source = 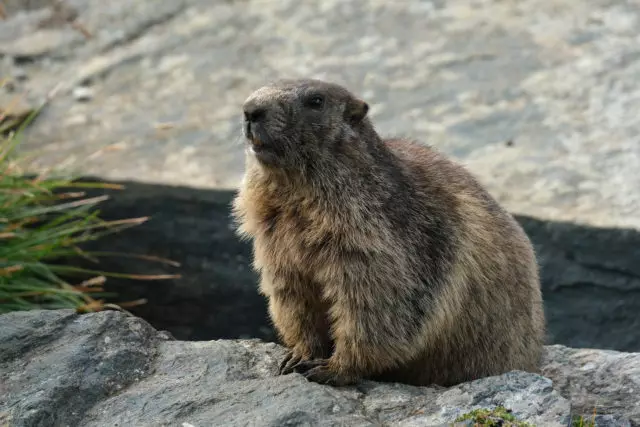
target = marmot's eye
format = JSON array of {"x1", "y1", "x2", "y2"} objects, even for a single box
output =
[{"x1": 305, "y1": 95, "x2": 324, "y2": 109}]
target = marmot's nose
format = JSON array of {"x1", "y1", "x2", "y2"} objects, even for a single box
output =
[{"x1": 243, "y1": 103, "x2": 267, "y2": 123}]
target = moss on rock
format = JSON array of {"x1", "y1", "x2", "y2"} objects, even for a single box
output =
[{"x1": 455, "y1": 406, "x2": 534, "y2": 426}]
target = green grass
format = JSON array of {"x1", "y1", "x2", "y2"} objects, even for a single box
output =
[
  {"x1": 0, "y1": 80, "x2": 179, "y2": 314},
  {"x1": 454, "y1": 407, "x2": 601, "y2": 427},
  {"x1": 454, "y1": 406, "x2": 534, "y2": 426},
  {"x1": 571, "y1": 412, "x2": 597, "y2": 427}
]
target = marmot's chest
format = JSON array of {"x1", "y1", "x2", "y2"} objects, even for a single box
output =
[
  {"x1": 240, "y1": 177, "x2": 395, "y2": 275},
  {"x1": 251, "y1": 199, "x2": 395, "y2": 281},
  {"x1": 253, "y1": 202, "x2": 336, "y2": 274}
]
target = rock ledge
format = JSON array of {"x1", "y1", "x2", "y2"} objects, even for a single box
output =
[{"x1": 1, "y1": 309, "x2": 638, "y2": 427}]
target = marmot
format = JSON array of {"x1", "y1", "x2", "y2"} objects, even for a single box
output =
[{"x1": 232, "y1": 78, "x2": 545, "y2": 387}]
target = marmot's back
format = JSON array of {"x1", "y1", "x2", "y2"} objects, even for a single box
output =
[{"x1": 379, "y1": 137, "x2": 545, "y2": 386}]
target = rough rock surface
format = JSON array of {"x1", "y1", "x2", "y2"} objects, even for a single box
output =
[
  {"x1": 542, "y1": 345, "x2": 640, "y2": 425},
  {"x1": 0, "y1": 309, "x2": 161, "y2": 427},
  {"x1": 2, "y1": 0, "x2": 639, "y2": 230},
  {"x1": 2, "y1": 309, "x2": 638, "y2": 427}
]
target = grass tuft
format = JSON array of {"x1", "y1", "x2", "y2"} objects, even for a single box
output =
[{"x1": 0, "y1": 78, "x2": 179, "y2": 314}]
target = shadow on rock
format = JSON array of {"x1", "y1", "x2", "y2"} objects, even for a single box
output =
[{"x1": 66, "y1": 178, "x2": 640, "y2": 352}]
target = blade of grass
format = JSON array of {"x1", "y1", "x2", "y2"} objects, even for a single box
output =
[{"x1": 46, "y1": 264, "x2": 181, "y2": 280}]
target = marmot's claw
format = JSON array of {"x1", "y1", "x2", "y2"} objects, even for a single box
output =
[
  {"x1": 295, "y1": 359, "x2": 357, "y2": 386},
  {"x1": 301, "y1": 364, "x2": 350, "y2": 386},
  {"x1": 302, "y1": 365, "x2": 335, "y2": 384},
  {"x1": 278, "y1": 350, "x2": 303, "y2": 375},
  {"x1": 291, "y1": 358, "x2": 329, "y2": 375}
]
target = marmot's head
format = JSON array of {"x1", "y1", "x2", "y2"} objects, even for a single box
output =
[{"x1": 241, "y1": 78, "x2": 372, "y2": 171}]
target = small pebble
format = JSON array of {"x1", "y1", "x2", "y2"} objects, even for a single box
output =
[
  {"x1": 72, "y1": 86, "x2": 94, "y2": 102},
  {"x1": 2, "y1": 80, "x2": 16, "y2": 92},
  {"x1": 65, "y1": 114, "x2": 88, "y2": 126},
  {"x1": 12, "y1": 68, "x2": 28, "y2": 81}
]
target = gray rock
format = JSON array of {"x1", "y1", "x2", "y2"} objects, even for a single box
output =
[
  {"x1": 0, "y1": 309, "x2": 160, "y2": 427},
  {"x1": 586, "y1": 415, "x2": 633, "y2": 427},
  {"x1": 11, "y1": 67, "x2": 28, "y2": 81},
  {"x1": 542, "y1": 345, "x2": 640, "y2": 425},
  {"x1": 1, "y1": 309, "x2": 639, "y2": 427},
  {"x1": 72, "y1": 85, "x2": 93, "y2": 101},
  {"x1": 0, "y1": 90, "x2": 35, "y2": 122}
]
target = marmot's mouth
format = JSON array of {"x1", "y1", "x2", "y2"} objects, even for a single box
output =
[
  {"x1": 248, "y1": 143, "x2": 279, "y2": 166},
  {"x1": 246, "y1": 134, "x2": 281, "y2": 166},
  {"x1": 245, "y1": 123, "x2": 281, "y2": 165},
  {"x1": 246, "y1": 125, "x2": 272, "y2": 151},
  {"x1": 245, "y1": 122, "x2": 267, "y2": 149},
  {"x1": 249, "y1": 136, "x2": 270, "y2": 156}
]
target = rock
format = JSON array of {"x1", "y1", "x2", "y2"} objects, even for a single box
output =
[
  {"x1": 588, "y1": 415, "x2": 633, "y2": 427},
  {"x1": 542, "y1": 345, "x2": 640, "y2": 424},
  {"x1": 11, "y1": 67, "x2": 28, "y2": 82},
  {"x1": 58, "y1": 179, "x2": 273, "y2": 344},
  {"x1": 0, "y1": 29, "x2": 78, "y2": 60},
  {"x1": 0, "y1": 90, "x2": 35, "y2": 118},
  {"x1": 0, "y1": 89, "x2": 37, "y2": 134},
  {"x1": 9, "y1": 308, "x2": 638, "y2": 427},
  {"x1": 72, "y1": 85, "x2": 93, "y2": 101},
  {"x1": 0, "y1": 309, "x2": 160, "y2": 427}
]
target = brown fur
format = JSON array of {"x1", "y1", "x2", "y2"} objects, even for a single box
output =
[{"x1": 232, "y1": 78, "x2": 545, "y2": 387}]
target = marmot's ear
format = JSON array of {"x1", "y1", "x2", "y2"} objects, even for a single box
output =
[{"x1": 346, "y1": 98, "x2": 369, "y2": 123}]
